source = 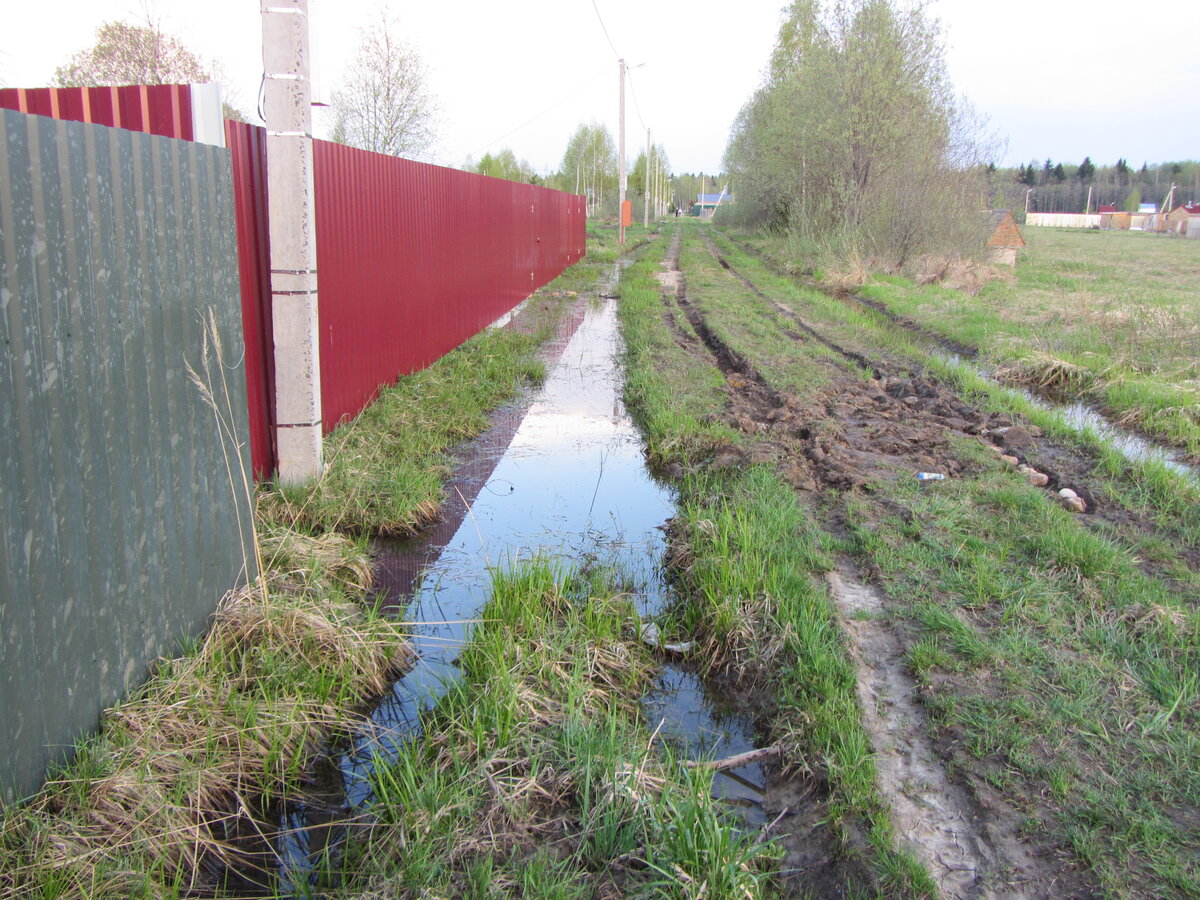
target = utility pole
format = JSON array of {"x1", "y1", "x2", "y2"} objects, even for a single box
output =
[
  {"x1": 643, "y1": 128, "x2": 651, "y2": 228},
  {"x1": 618, "y1": 58, "x2": 626, "y2": 245},
  {"x1": 262, "y1": 0, "x2": 321, "y2": 483}
]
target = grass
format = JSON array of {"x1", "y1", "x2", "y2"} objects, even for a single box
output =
[
  {"x1": 847, "y1": 228, "x2": 1200, "y2": 457},
  {"x1": 259, "y1": 226, "x2": 620, "y2": 537},
  {"x1": 325, "y1": 560, "x2": 775, "y2": 899},
  {"x1": 846, "y1": 467, "x2": 1200, "y2": 897},
  {"x1": 617, "y1": 237, "x2": 739, "y2": 468},
  {"x1": 617, "y1": 226, "x2": 937, "y2": 897},
  {"x1": 622, "y1": 221, "x2": 1200, "y2": 895},
  {"x1": 710, "y1": 226, "x2": 1200, "y2": 560},
  {"x1": 0, "y1": 524, "x2": 410, "y2": 899},
  {"x1": 0, "y1": 229, "x2": 631, "y2": 899}
]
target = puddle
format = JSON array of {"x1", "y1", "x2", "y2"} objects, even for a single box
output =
[
  {"x1": 930, "y1": 354, "x2": 1200, "y2": 484},
  {"x1": 1054, "y1": 400, "x2": 1198, "y2": 482},
  {"x1": 272, "y1": 285, "x2": 762, "y2": 891},
  {"x1": 641, "y1": 665, "x2": 766, "y2": 826}
]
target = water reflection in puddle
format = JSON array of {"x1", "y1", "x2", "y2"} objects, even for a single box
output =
[
  {"x1": 642, "y1": 666, "x2": 766, "y2": 826},
  {"x1": 342, "y1": 297, "x2": 676, "y2": 799},
  {"x1": 932, "y1": 351, "x2": 1199, "y2": 483},
  {"x1": 272, "y1": 293, "x2": 765, "y2": 893}
]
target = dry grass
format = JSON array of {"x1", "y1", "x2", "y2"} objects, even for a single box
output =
[
  {"x1": 824, "y1": 257, "x2": 872, "y2": 292},
  {"x1": 994, "y1": 350, "x2": 1094, "y2": 393},
  {"x1": 0, "y1": 528, "x2": 412, "y2": 899},
  {"x1": 912, "y1": 254, "x2": 1009, "y2": 294}
]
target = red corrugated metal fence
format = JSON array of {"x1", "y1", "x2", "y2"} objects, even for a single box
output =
[
  {"x1": 2, "y1": 85, "x2": 588, "y2": 478},
  {"x1": 313, "y1": 139, "x2": 586, "y2": 432},
  {"x1": 0, "y1": 84, "x2": 194, "y2": 140},
  {"x1": 225, "y1": 121, "x2": 277, "y2": 478}
]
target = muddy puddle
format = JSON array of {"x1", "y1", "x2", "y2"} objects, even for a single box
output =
[
  {"x1": 269, "y1": 288, "x2": 767, "y2": 893},
  {"x1": 926, "y1": 351, "x2": 1200, "y2": 484}
]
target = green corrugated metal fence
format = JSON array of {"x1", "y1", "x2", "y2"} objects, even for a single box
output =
[{"x1": 0, "y1": 108, "x2": 255, "y2": 804}]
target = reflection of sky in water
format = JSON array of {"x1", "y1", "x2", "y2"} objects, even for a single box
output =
[
  {"x1": 643, "y1": 665, "x2": 766, "y2": 826},
  {"x1": 342, "y1": 298, "x2": 675, "y2": 806},
  {"x1": 279, "y1": 300, "x2": 766, "y2": 891}
]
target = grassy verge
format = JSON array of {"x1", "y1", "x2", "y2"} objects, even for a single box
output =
[
  {"x1": 618, "y1": 228, "x2": 936, "y2": 896},
  {"x1": 0, "y1": 225, "x2": 643, "y2": 899},
  {"x1": 328, "y1": 561, "x2": 774, "y2": 899},
  {"x1": 260, "y1": 227, "x2": 618, "y2": 537},
  {"x1": 615, "y1": 237, "x2": 738, "y2": 467},
  {"x1": 0, "y1": 524, "x2": 408, "y2": 899},
  {"x1": 845, "y1": 462, "x2": 1200, "y2": 897},
  {"x1": 750, "y1": 227, "x2": 1200, "y2": 457},
  {"x1": 686, "y1": 223, "x2": 1200, "y2": 894}
]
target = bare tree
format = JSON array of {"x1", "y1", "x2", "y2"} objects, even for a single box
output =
[
  {"x1": 53, "y1": 20, "x2": 246, "y2": 121},
  {"x1": 329, "y1": 12, "x2": 439, "y2": 159}
]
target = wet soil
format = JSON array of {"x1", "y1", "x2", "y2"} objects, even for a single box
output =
[
  {"x1": 701, "y1": 237, "x2": 1200, "y2": 579},
  {"x1": 721, "y1": 232, "x2": 1200, "y2": 477},
  {"x1": 653, "y1": 231, "x2": 1140, "y2": 897},
  {"x1": 826, "y1": 568, "x2": 1060, "y2": 899}
]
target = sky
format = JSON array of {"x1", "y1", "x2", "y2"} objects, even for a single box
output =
[{"x1": 1, "y1": 0, "x2": 1197, "y2": 176}]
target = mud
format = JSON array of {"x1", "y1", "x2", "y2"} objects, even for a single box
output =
[
  {"x1": 701, "y1": 239, "x2": 1200, "y2": 582},
  {"x1": 721, "y1": 232, "x2": 1199, "y2": 480},
  {"x1": 826, "y1": 568, "x2": 1053, "y2": 899},
  {"x1": 656, "y1": 233, "x2": 1131, "y2": 898}
]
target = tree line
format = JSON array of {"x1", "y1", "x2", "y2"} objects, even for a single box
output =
[
  {"x1": 992, "y1": 158, "x2": 1200, "y2": 216},
  {"x1": 723, "y1": 0, "x2": 989, "y2": 268}
]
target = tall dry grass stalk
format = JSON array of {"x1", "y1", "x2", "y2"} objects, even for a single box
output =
[{"x1": 1, "y1": 315, "x2": 412, "y2": 898}]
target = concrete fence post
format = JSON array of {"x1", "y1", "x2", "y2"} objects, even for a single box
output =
[{"x1": 261, "y1": 0, "x2": 322, "y2": 483}]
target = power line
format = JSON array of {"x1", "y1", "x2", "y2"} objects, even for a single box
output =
[
  {"x1": 626, "y1": 68, "x2": 647, "y2": 132},
  {"x1": 590, "y1": 0, "x2": 621, "y2": 60},
  {"x1": 466, "y1": 65, "x2": 610, "y2": 160}
]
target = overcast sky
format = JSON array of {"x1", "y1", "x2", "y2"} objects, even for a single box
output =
[{"x1": 1, "y1": 0, "x2": 1197, "y2": 175}]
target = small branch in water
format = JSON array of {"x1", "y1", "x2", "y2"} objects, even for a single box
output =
[
  {"x1": 760, "y1": 804, "x2": 791, "y2": 839},
  {"x1": 684, "y1": 743, "x2": 783, "y2": 772}
]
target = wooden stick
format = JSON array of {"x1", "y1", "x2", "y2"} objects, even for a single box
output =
[{"x1": 684, "y1": 743, "x2": 783, "y2": 771}]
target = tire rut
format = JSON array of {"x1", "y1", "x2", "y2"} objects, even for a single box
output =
[
  {"x1": 702, "y1": 233, "x2": 885, "y2": 379},
  {"x1": 656, "y1": 230, "x2": 1058, "y2": 898},
  {"x1": 697, "y1": 231, "x2": 1200, "y2": 580},
  {"x1": 657, "y1": 230, "x2": 1152, "y2": 900}
]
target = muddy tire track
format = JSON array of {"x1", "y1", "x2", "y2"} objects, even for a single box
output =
[
  {"x1": 717, "y1": 231, "x2": 1200, "y2": 476},
  {"x1": 718, "y1": 231, "x2": 978, "y2": 359},
  {"x1": 700, "y1": 232, "x2": 1200, "y2": 578},
  {"x1": 703, "y1": 234, "x2": 884, "y2": 379},
  {"x1": 656, "y1": 231, "x2": 1110, "y2": 898},
  {"x1": 827, "y1": 567, "x2": 1056, "y2": 900}
]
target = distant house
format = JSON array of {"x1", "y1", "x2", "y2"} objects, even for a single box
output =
[
  {"x1": 692, "y1": 192, "x2": 732, "y2": 218},
  {"x1": 985, "y1": 210, "x2": 1024, "y2": 265},
  {"x1": 1166, "y1": 203, "x2": 1200, "y2": 238}
]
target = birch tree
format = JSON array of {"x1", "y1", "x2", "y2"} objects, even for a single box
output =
[
  {"x1": 329, "y1": 12, "x2": 439, "y2": 159},
  {"x1": 559, "y1": 123, "x2": 617, "y2": 216}
]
